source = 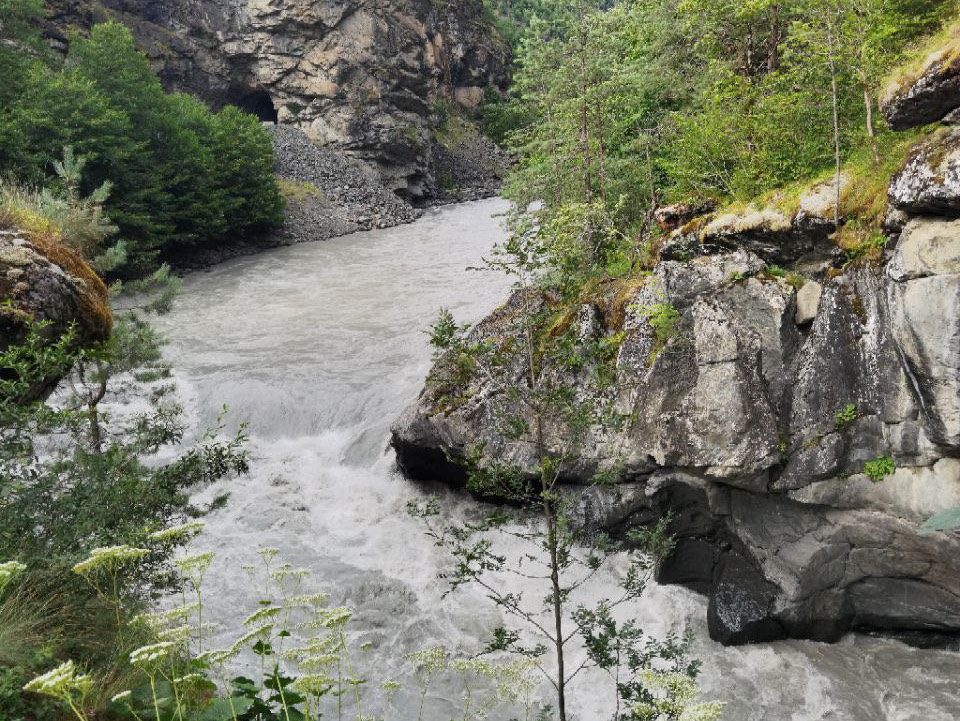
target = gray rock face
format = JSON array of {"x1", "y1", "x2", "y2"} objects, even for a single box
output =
[
  {"x1": 61, "y1": 0, "x2": 509, "y2": 199},
  {"x1": 882, "y1": 47, "x2": 960, "y2": 131},
  {"x1": 392, "y1": 216, "x2": 960, "y2": 645},
  {"x1": 887, "y1": 218, "x2": 960, "y2": 447},
  {"x1": 0, "y1": 230, "x2": 111, "y2": 399},
  {"x1": 889, "y1": 130, "x2": 960, "y2": 215}
]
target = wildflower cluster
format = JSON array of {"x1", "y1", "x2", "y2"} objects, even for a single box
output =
[
  {"x1": 629, "y1": 671, "x2": 724, "y2": 721},
  {"x1": 0, "y1": 559, "x2": 26, "y2": 592},
  {"x1": 71, "y1": 545, "x2": 150, "y2": 575},
  {"x1": 22, "y1": 661, "x2": 93, "y2": 721}
]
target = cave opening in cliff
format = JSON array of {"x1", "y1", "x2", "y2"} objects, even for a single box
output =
[{"x1": 235, "y1": 90, "x2": 278, "y2": 123}]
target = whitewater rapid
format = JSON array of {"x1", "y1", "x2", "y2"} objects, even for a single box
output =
[{"x1": 154, "y1": 198, "x2": 960, "y2": 720}]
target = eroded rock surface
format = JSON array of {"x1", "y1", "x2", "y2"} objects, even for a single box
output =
[
  {"x1": 392, "y1": 197, "x2": 960, "y2": 648},
  {"x1": 889, "y1": 129, "x2": 960, "y2": 215},
  {"x1": 882, "y1": 46, "x2": 960, "y2": 130}
]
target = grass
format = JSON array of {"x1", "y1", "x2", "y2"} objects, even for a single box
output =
[
  {"x1": 276, "y1": 177, "x2": 325, "y2": 203},
  {"x1": 0, "y1": 179, "x2": 112, "y2": 340},
  {"x1": 882, "y1": 18, "x2": 960, "y2": 106}
]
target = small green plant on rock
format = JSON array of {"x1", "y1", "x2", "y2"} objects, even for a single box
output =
[
  {"x1": 637, "y1": 302, "x2": 680, "y2": 364},
  {"x1": 864, "y1": 456, "x2": 895, "y2": 482},
  {"x1": 834, "y1": 404, "x2": 858, "y2": 430}
]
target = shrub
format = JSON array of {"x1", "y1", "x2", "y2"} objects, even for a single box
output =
[
  {"x1": 864, "y1": 456, "x2": 896, "y2": 482},
  {"x1": 0, "y1": 19, "x2": 284, "y2": 275},
  {"x1": 834, "y1": 403, "x2": 858, "y2": 430}
]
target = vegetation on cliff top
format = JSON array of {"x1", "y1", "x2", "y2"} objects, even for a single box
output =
[{"x1": 486, "y1": 0, "x2": 957, "y2": 238}]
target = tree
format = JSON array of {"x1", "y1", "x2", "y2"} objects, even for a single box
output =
[{"x1": 413, "y1": 204, "x2": 713, "y2": 721}]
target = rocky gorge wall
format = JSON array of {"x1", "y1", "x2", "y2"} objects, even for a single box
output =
[
  {"x1": 392, "y1": 46, "x2": 960, "y2": 647},
  {"x1": 47, "y1": 0, "x2": 510, "y2": 200}
]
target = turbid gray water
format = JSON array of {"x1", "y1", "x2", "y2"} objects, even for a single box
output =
[{"x1": 154, "y1": 198, "x2": 960, "y2": 720}]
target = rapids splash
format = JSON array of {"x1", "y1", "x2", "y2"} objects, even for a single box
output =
[{"x1": 154, "y1": 198, "x2": 960, "y2": 720}]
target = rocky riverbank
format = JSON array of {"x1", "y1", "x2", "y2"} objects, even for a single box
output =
[
  {"x1": 167, "y1": 124, "x2": 509, "y2": 272},
  {"x1": 391, "y1": 39, "x2": 960, "y2": 648}
]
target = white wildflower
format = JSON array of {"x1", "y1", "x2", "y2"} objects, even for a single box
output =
[
  {"x1": 175, "y1": 552, "x2": 215, "y2": 576},
  {"x1": 243, "y1": 605, "x2": 281, "y2": 626},
  {"x1": 111, "y1": 690, "x2": 132, "y2": 703},
  {"x1": 0, "y1": 560, "x2": 26, "y2": 592},
  {"x1": 23, "y1": 661, "x2": 92, "y2": 698},
  {"x1": 197, "y1": 647, "x2": 238, "y2": 664},
  {"x1": 72, "y1": 546, "x2": 149, "y2": 575},
  {"x1": 290, "y1": 673, "x2": 334, "y2": 696},
  {"x1": 130, "y1": 641, "x2": 177, "y2": 666},
  {"x1": 229, "y1": 622, "x2": 274, "y2": 653},
  {"x1": 149, "y1": 521, "x2": 206, "y2": 543},
  {"x1": 172, "y1": 673, "x2": 207, "y2": 686}
]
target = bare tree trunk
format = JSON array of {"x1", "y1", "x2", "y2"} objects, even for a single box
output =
[
  {"x1": 863, "y1": 83, "x2": 879, "y2": 164},
  {"x1": 827, "y1": 16, "x2": 842, "y2": 232},
  {"x1": 545, "y1": 490, "x2": 567, "y2": 721}
]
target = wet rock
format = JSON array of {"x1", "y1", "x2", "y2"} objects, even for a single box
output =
[
  {"x1": 889, "y1": 129, "x2": 960, "y2": 215},
  {"x1": 881, "y1": 46, "x2": 960, "y2": 130},
  {"x1": 707, "y1": 552, "x2": 786, "y2": 645}
]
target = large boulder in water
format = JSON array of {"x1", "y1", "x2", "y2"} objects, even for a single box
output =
[{"x1": 392, "y1": 229, "x2": 960, "y2": 645}]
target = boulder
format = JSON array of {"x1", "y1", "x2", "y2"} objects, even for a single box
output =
[
  {"x1": 794, "y1": 280, "x2": 822, "y2": 325},
  {"x1": 707, "y1": 552, "x2": 786, "y2": 645},
  {"x1": 0, "y1": 229, "x2": 111, "y2": 399},
  {"x1": 882, "y1": 44, "x2": 960, "y2": 130},
  {"x1": 889, "y1": 129, "x2": 960, "y2": 215}
]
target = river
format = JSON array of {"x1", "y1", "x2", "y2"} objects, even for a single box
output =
[{"x1": 154, "y1": 197, "x2": 960, "y2": 720}]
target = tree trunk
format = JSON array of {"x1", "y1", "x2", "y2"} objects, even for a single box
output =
[{"x1": 827, "y1": 17, "x2": 842, "y2": 233}]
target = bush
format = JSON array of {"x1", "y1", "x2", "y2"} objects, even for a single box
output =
[{"x1": 864, "y1": 456, "x2": 896, "y2": 482}]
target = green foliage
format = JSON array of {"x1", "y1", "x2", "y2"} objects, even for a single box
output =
[
  {"x1": 637, "y1": 302, "x2": 680, "y2": 363},
  {"x1": 0, "y1": 317, "x2": 249, "y2": 718},
  {"x1": 496, "y1": 0, "x2": 958, "y2": 244},
  {"x1": 863, "y1": 455, "x2": 895, "y2": 482},
  {"x1": 834, "y1": 403, "x2": 858, "y2": 429},
  {"x1": 0, "y1": 20, "x2": 284, "y2": 275}
]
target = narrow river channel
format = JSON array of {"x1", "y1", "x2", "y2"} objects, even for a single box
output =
[{"x1": 153, "y1": 198, "x2": 960, "y2": 721}]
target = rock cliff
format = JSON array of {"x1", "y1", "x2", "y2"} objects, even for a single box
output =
[
  {"x1": 51, "y1": 0, "x2": 509, "y2": 200},
  {"x1": 392, "y1": 45, "x2": 960, "y2": 647}
]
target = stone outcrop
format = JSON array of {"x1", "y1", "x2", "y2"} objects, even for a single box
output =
[
  {"x1": 660, "y1": 177, "x2": 846, "y2": 269},
  {"x1": 392, "y1": 123, "x2": 960, "y2": 647},
  {"x1": 0, "y1": 229, "x2": 111, "y2": 399},
  {"x1": 881, "y1": 40, "x2": 960, "y2": 130},
  {"x1": 52, "y1": 0, "x2": 509, "y2": 200},
  {"x1": 888, "y1": 128, "x2": 960, "y2": 215}
]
